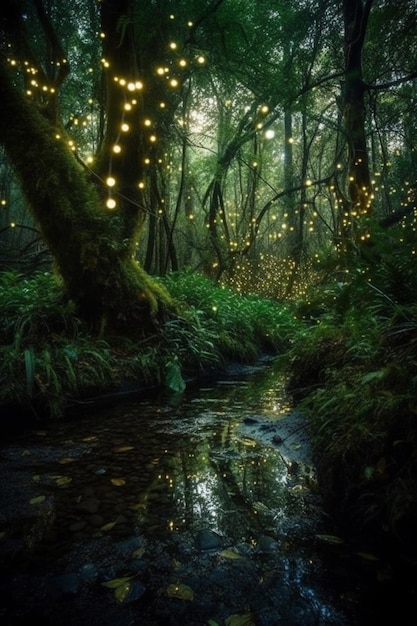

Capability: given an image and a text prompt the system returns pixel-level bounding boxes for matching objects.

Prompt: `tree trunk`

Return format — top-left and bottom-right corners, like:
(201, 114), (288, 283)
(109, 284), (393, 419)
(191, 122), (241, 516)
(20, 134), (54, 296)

(0, 58), (173, 334)
(342, 0), (374, 227)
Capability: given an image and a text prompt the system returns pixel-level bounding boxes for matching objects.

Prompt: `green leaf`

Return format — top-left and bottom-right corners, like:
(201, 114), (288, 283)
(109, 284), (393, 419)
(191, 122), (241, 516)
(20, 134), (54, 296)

(166, 583), (194, 601)
(102, 576), (135, 590)
(164, 360), (186, 393)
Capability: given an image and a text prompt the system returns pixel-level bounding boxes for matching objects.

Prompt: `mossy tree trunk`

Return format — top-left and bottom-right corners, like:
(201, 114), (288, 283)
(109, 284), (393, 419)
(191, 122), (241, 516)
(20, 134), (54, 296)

(0, 0), (174, 335)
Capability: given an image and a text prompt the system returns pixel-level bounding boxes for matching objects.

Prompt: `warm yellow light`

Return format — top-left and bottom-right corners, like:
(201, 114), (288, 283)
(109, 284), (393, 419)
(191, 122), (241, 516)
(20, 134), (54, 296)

(127, 82), (135, 91)
(106, 198), (116, 209)
(170, 42), (177, 50)
(260, 105), (269, 113)
(124, 103), (132, 111)
(170, 78), (179, 87)
(265, 130), (275, 139)
(157, 67), (165, 75)
(197, 56), (205, 64)
(159, 102), (166, 108)
(144, 119), (152, 126)
(144, 158), (150, 164)
(113, 144), (121, 153)
(305, 179), (312, 186)
(179, 59), (187, 67)
(149, 135), (157, 142)
(121, 123), (129, 132)
(106, 176), (116, 187)
(138, 182), (145, 189)
(135, 81), (143, 90)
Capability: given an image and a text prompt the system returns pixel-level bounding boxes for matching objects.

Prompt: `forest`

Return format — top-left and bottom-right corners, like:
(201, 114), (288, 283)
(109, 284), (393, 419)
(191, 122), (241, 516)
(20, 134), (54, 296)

(1, 0), (417, 610)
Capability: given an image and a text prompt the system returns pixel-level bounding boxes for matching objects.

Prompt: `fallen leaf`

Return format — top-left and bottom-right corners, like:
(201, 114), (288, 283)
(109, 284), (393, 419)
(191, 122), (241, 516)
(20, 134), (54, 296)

(114, 581), (131, 603)
(22, 450), (31, 456)
(82, 435), (97, 442)
(315, 534), (345, 545)
(166, 583), (194, 601)
(207, 621), (219, 626)
(131, 546), (145, 558)
(58, 457), (75, 464)
(32, 475), (41, 482)
(113, 445), (135, 453)
(101, 521), (118, 532)
(225, 612), (256, 626)
(55, 476), (72, 486)
(29, 495), (46, 505)
(111, 478), (126, 486)
(102, 576), (135, 590)
(219, 549), (241, 559)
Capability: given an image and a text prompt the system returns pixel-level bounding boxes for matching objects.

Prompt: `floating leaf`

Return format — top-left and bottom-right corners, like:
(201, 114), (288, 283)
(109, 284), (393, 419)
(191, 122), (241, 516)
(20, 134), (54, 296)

(207, 621), (219, 626)
(315, 534), (345, 545)
(167, 583), (194, 601)
(22, 450), (31, 457)
(58, 457), (75, 464)
(219, 549), (241, 559)
(131, 546), (145, 558)
(101, 520), (118, 532)
(114, 581), (132, 603)
(113, 445), (134, 453)
(32, 474), (41, 482)
(253, 501), (269, 512)
(55, 476), (72, 486)
(225, 612), (256, 626)
(82, 435), (98, 442)
(102, 576), (135, 590)
(29, 495), (46, 505)
(111, 478), (126, 486)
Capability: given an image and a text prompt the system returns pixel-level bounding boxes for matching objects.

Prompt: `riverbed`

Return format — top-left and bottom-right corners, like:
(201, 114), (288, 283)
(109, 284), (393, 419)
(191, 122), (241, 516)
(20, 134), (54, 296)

(0, 361), (395, 624)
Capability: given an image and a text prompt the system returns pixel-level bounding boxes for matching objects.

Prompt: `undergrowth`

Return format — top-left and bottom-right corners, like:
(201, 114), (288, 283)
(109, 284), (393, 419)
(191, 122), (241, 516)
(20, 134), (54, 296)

(285, 227), (417, 563)
(0, 269), (299, 419)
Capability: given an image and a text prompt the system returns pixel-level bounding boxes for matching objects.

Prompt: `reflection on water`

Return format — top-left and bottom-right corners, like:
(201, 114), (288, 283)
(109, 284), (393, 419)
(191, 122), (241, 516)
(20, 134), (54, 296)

(0, 363), (358, 625)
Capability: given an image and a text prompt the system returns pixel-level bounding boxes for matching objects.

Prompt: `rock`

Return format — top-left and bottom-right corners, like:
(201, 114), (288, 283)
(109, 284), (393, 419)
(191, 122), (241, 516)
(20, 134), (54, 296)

(78, 562), (98, 583)
(196, 528), (222, 551)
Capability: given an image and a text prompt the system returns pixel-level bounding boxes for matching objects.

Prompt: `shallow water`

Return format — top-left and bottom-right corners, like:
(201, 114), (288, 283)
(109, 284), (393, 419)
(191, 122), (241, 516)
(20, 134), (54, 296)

(0, 362), (392, 624)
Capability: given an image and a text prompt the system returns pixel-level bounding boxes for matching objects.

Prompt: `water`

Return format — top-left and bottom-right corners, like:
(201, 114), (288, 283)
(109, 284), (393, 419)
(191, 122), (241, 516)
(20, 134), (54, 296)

(0, 362), (385, 624)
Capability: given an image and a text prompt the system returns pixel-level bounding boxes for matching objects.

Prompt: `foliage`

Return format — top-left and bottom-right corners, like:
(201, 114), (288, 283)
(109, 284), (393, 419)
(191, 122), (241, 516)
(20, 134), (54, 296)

(284, 228), (417, 558)
(0, 269), (297, 418)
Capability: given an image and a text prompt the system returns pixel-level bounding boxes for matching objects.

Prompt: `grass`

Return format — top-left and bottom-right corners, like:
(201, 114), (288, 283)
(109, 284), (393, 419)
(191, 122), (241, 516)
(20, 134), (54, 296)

(0, 269), (300, 419)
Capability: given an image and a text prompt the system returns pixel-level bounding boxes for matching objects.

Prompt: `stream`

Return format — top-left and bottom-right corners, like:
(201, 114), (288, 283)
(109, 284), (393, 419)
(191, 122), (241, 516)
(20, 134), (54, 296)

(0, 361), (397, 625)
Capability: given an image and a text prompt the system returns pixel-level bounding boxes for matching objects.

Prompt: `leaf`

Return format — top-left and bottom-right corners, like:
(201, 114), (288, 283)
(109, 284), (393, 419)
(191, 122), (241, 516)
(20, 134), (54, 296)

(315, 534), (345, 545)
(102, 576), (135, 590)
(166, 583), (194, 601)
(32, 474), (41, 482)
(225, 612), (256, 626)
(29, 495), (46, 505)
(240, 437), (257, 447)
(82, 435), (98, 442)
(164, 360), (186, 393)
(252, 501), (269, 512)
(58, 457), (75, 464)
(131, 547), (145, 558)
(207, 621), (219, 626)
(219, 549), (241, 559)
(111, 478), (126, 486)
(22, 450), (31, 457)
(55, 476), (72, 486)
(113, 445), (134, 453)
(101, 521), (118, 532)
(114, 581), (132, 603)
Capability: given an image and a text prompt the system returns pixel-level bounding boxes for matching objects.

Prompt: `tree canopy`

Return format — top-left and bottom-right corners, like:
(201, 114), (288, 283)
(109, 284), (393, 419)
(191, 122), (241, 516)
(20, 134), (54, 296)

(1, 0), (417, 324)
